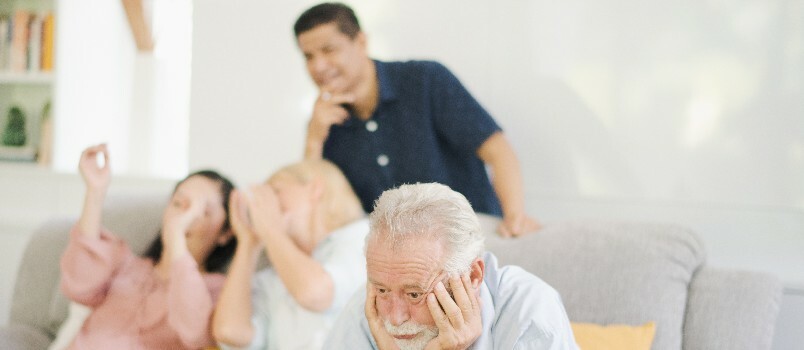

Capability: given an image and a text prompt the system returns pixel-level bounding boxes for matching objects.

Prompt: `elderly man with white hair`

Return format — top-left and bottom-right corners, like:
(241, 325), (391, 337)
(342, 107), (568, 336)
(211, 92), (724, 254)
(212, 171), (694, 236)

(326, 183), (578, 350)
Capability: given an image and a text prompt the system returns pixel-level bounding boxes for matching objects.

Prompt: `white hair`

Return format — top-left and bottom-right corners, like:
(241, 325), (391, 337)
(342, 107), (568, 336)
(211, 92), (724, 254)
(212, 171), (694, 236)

(367, 183), (485, 275)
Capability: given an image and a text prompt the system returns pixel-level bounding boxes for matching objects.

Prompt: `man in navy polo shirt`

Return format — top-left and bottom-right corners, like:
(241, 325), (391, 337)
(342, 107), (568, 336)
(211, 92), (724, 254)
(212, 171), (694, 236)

(293, 2), (539, 237)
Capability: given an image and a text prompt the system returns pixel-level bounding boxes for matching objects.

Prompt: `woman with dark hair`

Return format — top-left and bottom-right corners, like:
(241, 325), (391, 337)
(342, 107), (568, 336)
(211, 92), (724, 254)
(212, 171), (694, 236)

(58, 144), (237, 349)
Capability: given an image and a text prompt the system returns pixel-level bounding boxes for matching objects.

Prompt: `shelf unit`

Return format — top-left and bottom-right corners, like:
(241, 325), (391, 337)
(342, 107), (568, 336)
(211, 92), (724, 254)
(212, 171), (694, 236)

(0, 0), (55, 164)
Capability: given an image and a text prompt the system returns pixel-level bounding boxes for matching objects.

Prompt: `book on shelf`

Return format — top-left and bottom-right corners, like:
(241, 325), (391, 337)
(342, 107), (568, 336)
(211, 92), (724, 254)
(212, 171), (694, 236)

(41, 13), (54, 71)
(0, 16), (8, 70)
(0, 10), (55, 74)
(9, 10), (31, 72)
(28, 14), (42, 72)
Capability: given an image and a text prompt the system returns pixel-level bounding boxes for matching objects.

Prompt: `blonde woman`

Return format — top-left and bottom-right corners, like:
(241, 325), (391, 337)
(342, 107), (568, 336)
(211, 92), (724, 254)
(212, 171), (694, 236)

(213, 159), (367, 350)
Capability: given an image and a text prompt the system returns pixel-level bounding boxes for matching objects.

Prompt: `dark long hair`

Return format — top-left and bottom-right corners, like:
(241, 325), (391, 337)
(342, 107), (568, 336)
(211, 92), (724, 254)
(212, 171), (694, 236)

(143, 170), (237, 273)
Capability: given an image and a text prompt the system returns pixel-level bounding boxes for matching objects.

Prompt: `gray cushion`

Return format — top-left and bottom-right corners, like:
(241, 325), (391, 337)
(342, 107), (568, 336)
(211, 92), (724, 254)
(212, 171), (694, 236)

(683, 268), (782, 350)
(9, 218), (71, 340)
(0, 324), (51, 350)
(485, 220), (705, 350)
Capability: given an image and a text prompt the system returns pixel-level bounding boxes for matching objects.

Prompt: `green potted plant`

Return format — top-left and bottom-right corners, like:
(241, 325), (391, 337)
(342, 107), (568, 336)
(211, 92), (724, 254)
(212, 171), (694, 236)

(2, 106), (27, 147)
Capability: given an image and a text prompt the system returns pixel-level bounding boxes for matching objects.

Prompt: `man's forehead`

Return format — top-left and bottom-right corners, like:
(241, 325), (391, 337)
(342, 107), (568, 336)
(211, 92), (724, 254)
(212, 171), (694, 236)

(366, 236), (445, 280)
(367, 231), (444, 253)
(297, 23), (350, 46)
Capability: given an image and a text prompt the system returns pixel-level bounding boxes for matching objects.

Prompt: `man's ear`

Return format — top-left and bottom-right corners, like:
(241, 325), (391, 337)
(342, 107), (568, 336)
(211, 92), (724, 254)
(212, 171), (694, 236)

(470, 258), (485, 289)
(355, 31), (368, 50)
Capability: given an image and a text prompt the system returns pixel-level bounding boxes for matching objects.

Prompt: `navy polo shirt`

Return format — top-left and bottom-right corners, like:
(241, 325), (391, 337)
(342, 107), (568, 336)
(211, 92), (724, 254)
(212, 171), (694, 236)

(323, 60), (502, 216)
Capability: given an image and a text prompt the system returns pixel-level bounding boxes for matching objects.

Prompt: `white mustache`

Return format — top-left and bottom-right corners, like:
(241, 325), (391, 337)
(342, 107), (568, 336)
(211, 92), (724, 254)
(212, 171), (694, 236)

(384, 319), (438, 337)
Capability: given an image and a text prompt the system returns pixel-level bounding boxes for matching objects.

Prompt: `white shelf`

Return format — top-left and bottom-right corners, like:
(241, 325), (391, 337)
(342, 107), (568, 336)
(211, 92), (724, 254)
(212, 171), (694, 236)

(0, 71), (54, 85)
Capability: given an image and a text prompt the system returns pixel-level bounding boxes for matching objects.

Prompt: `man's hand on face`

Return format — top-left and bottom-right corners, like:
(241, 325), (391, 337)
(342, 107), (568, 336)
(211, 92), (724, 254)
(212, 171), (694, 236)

(364, 284), (401, 350)
(424, 274), (482, 350)
(307, 90), (356, 146)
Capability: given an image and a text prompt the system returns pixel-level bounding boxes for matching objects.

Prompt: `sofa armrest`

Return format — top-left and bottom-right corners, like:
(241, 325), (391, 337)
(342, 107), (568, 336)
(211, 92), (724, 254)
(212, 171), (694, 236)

(0, 324), (52, 350)
(683, 267), (782, 350)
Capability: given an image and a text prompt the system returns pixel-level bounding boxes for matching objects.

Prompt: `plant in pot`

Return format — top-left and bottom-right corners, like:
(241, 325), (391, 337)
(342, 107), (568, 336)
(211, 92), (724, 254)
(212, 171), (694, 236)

(2, 106), (27, 147)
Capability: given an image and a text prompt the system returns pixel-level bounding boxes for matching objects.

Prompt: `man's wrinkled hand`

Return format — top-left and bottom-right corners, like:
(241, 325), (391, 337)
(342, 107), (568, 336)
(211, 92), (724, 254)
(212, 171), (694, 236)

(424, 274), (482, 350)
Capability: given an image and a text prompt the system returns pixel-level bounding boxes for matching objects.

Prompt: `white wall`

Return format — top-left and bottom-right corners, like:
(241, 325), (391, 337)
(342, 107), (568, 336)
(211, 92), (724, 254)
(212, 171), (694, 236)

(53, 0), (190, 179)
(191, 0), (803, 277)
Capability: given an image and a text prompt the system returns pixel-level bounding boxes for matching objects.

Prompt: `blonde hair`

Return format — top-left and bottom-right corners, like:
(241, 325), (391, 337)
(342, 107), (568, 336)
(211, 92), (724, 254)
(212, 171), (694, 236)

(270, 159), (364, 231)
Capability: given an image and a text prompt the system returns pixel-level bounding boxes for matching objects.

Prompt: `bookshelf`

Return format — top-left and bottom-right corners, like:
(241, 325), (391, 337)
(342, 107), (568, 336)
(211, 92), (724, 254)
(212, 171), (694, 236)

(0, 0), (55, 164)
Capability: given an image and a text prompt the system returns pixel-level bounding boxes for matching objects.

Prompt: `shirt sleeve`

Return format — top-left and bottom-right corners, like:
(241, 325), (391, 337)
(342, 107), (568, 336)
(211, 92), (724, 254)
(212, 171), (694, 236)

(324, 288), (377, 350)
(166, 254), (219, 349)
(427, 61), (502, 153)
(218, 270), (272, 350)
(513, 321), (579, 350)
(59, 225), (130, 307)
(320, 227), (369, 313)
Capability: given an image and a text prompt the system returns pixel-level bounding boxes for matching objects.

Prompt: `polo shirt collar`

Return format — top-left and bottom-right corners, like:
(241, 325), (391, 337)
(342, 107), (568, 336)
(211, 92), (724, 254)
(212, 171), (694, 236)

(342, 59), (396, 128)
(373, 59), (397, 103)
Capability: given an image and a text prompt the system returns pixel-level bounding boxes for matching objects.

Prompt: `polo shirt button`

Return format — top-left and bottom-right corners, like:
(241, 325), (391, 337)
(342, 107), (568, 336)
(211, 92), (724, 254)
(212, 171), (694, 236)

(377, 154), (389, 166)
(366, 120), (378, 132)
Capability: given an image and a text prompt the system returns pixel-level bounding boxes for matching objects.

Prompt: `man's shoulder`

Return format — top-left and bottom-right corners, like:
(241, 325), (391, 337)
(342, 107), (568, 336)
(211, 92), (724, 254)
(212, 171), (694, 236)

(324, 287), (378, 349)
(484, 252), (560, 301)
(492, 263), (563, 311)
(378, 59), (450, 76)
(484, 253), (576, 347)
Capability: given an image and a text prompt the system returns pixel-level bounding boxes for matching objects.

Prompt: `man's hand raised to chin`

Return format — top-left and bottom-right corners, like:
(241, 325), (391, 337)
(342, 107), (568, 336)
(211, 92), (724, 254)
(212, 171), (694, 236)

(305, 90), (356, 159)
(424, 274), (482, 350)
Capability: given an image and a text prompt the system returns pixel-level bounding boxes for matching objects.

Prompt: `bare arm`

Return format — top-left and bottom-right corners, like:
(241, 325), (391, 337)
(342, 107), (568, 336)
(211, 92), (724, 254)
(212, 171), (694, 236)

(76, 144), (111, 239)
(477, 132), (541, 237)
(213, 191), (263, 347)
(248, 185), (335, 312)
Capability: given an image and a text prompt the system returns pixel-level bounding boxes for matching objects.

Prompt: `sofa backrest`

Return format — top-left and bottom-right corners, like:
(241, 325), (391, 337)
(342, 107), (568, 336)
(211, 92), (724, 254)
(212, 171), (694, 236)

(9, 194), (167, 339)
(483, 218), (706, 350)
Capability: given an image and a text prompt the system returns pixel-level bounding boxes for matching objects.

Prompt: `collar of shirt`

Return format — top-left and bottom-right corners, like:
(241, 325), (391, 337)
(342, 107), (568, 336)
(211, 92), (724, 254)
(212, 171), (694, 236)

(342, 59), (397, 129)
(469, 280), (495, 350)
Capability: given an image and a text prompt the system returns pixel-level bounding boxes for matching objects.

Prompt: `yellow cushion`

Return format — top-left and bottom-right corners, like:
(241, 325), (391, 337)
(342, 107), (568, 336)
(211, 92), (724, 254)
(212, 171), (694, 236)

(571, 321), (656, 350)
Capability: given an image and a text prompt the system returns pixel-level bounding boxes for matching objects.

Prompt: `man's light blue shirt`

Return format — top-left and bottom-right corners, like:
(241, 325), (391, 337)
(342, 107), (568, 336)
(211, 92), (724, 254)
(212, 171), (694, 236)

(325, 252), (579, 349)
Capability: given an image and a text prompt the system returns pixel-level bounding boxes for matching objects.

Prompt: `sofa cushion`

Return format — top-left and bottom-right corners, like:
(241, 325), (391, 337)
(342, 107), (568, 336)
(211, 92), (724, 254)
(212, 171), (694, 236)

(0, 324), (52, 350)
(683, 268), (782, 350)
(483, 219), (705, 350)
(9, 218), (71, 339)
(571, 321), (655, 350)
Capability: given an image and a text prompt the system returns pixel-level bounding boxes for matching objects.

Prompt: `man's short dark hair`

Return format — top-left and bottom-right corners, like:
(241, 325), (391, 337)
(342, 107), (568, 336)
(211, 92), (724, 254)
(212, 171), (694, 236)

(294, 2), (361, 39)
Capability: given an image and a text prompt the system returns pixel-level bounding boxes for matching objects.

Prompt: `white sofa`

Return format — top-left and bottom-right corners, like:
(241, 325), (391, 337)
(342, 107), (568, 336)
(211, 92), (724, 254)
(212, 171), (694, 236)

(0, 194), (783, 349)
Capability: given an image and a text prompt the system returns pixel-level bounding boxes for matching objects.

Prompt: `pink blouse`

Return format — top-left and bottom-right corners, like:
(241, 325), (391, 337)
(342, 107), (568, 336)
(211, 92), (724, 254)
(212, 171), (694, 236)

(60, 227), (225, 350)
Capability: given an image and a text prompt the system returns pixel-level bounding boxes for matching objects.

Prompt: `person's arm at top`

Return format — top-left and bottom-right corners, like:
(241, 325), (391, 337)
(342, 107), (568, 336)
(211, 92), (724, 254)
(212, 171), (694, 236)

(76, 144), (111, 239)
(477, 132), (541, 237)
(247, 185), (335, 312)
(213, 191), (264, 348)
(60, 144), (124, 306)
(425, 62), (540, 237)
